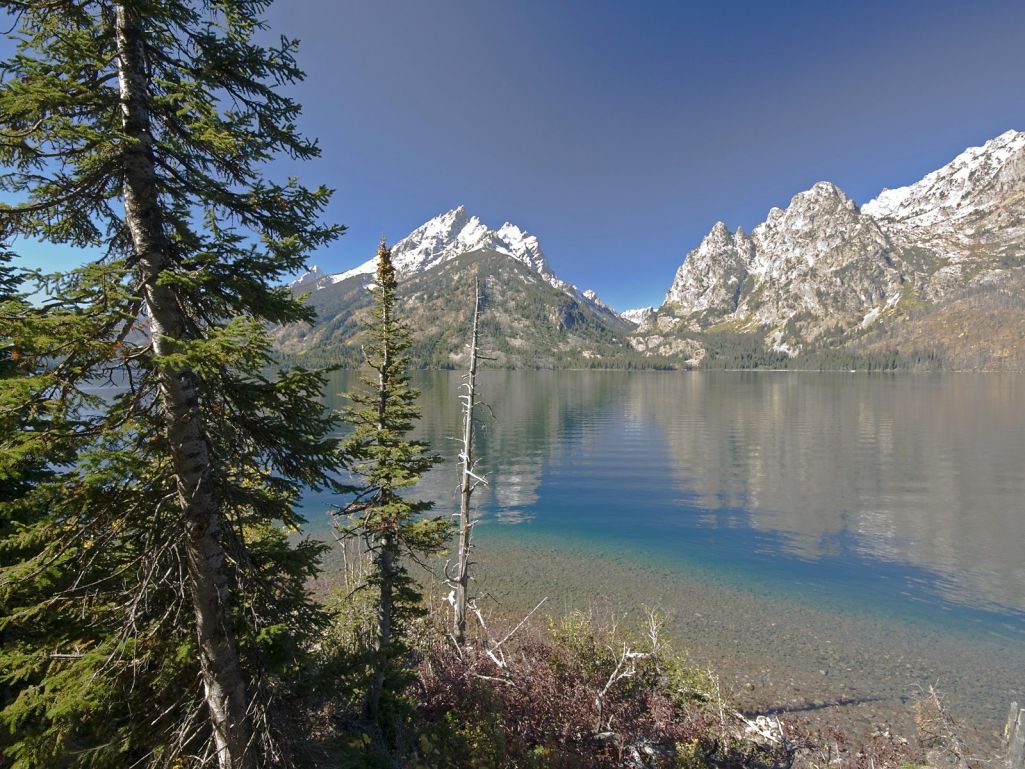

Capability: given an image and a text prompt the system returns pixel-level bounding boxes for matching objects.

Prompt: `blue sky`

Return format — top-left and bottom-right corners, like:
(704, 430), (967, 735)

(10, 0), (1025, 309)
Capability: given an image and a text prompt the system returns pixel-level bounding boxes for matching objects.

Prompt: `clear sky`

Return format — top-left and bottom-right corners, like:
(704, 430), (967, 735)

(10, 0), (1025, 310)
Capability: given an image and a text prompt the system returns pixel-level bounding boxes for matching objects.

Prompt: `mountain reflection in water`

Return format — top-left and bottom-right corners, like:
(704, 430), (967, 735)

(304, 370), (1025, 629)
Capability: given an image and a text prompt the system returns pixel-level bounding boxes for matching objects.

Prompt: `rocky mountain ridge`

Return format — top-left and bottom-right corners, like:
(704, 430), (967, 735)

(290, 206), (620, 324)
(630, 130), (1025, 365)
(281, 130), (1025, 370)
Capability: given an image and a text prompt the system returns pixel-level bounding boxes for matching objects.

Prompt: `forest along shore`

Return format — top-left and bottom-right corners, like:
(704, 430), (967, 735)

(315, 536), (1022, 756)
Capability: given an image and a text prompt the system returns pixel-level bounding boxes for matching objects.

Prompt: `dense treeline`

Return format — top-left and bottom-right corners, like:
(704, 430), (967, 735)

(695, 331), (948, 372)
(281, 334), (947, 374)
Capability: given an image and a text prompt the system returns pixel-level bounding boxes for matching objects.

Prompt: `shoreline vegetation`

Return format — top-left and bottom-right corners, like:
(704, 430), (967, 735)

(274, 345), (983, 374)
(306, 542), (939, 769)
(414, 537), (1020, 752)
(278, 352), (1025, 375)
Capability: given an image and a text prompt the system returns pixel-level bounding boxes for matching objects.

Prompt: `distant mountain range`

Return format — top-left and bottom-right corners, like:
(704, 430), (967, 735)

(277, 130), (1025, 370)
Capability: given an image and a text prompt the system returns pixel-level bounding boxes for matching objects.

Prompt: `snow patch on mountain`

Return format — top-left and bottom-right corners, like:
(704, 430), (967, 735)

(290, 264), (325, 289)
(289, 206), (620, 319)
(620, 307), (655, 326)
(863, 130), (1025, 227)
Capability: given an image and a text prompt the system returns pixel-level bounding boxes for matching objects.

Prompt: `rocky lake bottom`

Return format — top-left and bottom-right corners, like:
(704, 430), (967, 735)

(430, 536), (1023, 754)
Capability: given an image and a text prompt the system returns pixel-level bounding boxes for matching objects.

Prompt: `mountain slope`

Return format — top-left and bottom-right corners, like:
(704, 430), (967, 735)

(278, 249), (640, 368)
(277, 207), (636, 367)
(630, 130), (1025, 368)
(288, 206), (623, 323)
(279, 131), (1025, 371)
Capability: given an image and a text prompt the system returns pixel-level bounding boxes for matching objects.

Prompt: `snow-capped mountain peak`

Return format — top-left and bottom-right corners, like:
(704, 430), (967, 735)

(304, 207), (561, 287)
(287, 208), (619, 320)
(862, 129), (1025, 229)
(620, 306), (655, 326)
(582, 289), (613, 311)
(290, 264), (324, 288)
(494, 222), (552, 275)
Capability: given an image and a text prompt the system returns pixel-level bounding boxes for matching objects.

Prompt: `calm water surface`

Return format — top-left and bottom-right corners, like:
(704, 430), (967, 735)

(302, 370), (1025, 733)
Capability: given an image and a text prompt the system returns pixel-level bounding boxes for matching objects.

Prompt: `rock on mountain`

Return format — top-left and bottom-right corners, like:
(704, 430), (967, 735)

(662, 221), (752, 320)
(278, 208), (634, 367)
(862, 129), (1025, 300)
(289, 206), (618, 320)
(619, 306), (655, 326)
(638, 182), (903, 354)
(632, 130), (1025, 366)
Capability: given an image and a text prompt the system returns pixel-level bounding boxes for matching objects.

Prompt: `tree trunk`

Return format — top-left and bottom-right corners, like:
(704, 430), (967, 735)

(1008, 702), (1025, 769)
(366, 532), (396, 722)
(453, 279), (482, 645)
(114, 7), (254, 769)
(366, 282), (394, 722)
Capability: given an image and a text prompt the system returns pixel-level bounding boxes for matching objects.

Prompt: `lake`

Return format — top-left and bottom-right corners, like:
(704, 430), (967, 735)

(301, 370), (1025, 743)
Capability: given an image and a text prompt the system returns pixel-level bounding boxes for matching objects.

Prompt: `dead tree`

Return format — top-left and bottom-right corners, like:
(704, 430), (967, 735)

(1007, 702), (1025, 769)
(450, 277), (488, 645)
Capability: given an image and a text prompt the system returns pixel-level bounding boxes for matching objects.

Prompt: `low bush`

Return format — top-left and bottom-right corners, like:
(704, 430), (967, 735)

(309, 596), (916, 769)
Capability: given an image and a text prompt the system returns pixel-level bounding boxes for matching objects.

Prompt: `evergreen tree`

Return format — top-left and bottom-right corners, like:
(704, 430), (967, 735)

(0, 2), (342, 767)
(337, 241), (449, 730)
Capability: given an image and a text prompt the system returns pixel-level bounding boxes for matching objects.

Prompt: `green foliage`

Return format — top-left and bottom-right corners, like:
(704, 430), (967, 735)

(0, 2), (341, 765)
(335, 242), (451, 733)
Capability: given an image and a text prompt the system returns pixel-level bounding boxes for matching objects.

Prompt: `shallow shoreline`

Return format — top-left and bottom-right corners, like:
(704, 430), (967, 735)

(317, 534), (1023, 754)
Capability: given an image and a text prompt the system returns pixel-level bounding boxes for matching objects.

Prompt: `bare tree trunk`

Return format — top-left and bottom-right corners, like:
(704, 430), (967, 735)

(453, 278), (483, 645)
(114, 7), (253, 769)
(1007, 702), (1025, 769)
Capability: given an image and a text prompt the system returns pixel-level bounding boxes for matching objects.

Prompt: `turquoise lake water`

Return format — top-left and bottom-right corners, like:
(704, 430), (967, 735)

(301, 370), (1025, 735)
(304, 370), (1025, 633)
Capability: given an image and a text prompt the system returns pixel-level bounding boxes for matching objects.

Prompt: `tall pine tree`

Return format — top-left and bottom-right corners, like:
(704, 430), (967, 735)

(0, 2), (342, 767)
(337, 241), (449, 730)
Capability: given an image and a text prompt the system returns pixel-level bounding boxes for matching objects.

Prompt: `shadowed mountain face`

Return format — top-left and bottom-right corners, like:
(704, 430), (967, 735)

(276, 250), (635, 368)
(630, 130), (1025, 368)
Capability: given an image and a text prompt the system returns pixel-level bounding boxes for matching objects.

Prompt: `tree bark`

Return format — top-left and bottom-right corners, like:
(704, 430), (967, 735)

(366, 270), (394, 722)
(366, 532), (395, 722)
(1007, 702), (1025, 769)
(114, 7), (254, 769)
(453, 278), (482, 645)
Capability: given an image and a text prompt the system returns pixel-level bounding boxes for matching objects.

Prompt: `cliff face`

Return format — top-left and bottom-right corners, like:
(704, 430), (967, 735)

(632, 131), (1025, 365)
